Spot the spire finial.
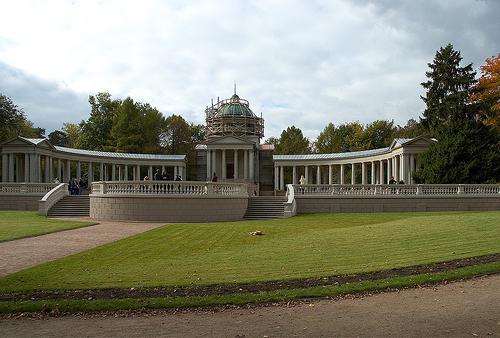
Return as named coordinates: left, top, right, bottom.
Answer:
left=234, top=81, right=237, bottom=95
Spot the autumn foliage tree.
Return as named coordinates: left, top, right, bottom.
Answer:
left=470, top=53, right=500, bottom=130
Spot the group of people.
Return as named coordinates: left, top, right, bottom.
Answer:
left=69, top=178, right=84, bottom=195
left=389, top=177, right=405, bottom=185
left=53, top=177, right=84, bottom=195
left=143, top=170, right=183, bottom=182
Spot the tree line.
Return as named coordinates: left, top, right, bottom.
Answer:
left=1, top=44, right=498, bottom=183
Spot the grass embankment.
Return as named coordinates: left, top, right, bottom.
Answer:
left=0, top=211, right=498, bottom=313
left=1, top=261, right=499, bottom=314
left=0, top=211, right=96, bottom=242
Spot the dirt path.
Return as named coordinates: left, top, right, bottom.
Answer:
left=0, top=220, right=164, bottom=277
left=1, top=274, right=499, bottom=337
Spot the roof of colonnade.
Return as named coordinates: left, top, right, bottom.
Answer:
left=273, top=137, right=435, bottom=163
left=1, top=136, right=186, bottom=162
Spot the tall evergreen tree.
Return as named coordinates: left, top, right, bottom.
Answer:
left=415, top=44, right=499, bottom=183
left=420, top=44, right=477, bottom=133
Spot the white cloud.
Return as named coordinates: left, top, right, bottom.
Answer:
left=0, top=0, right=498, bottom=139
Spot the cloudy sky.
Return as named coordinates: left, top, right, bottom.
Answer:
left=1, top=0, right=499, bottom=140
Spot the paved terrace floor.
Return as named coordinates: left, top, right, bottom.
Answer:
left=0, top=220, right=165, bottom=277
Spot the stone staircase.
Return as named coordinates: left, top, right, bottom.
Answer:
left=47, top=195, right=90, bottom=218
left=244, top=196, right=286, bottom=220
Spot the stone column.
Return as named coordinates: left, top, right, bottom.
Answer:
left=206, top=148, right=212, bottom=181
left=148, top=166, right=153, bottom=179
left=371, top=161, right=375, bottom=184
left=279, top=165, right=284, bottom=190
left=112, top=165, right=116, bottom=181
left=136, top=165, right=141, bottom=180
left=99, top=163, right=104, bottom=181
left=316, top=165, right=321, bottom=185
left=351, top=163, right=355, bottom=184
left=249, top=149, right=254, bottom=181
left=65, top=160, right=71, bottom=182
left=274, top=165, right=279, bottom=190
left=88, top=162, right=93, bottom=187
left=393, top=156, right=399, bottom=181
left=399, top=155, right=405, bottom=183
left=293, top=166, right=297, bottom=184
left=234, top=149, right=239, bottom=179
left=1, top=154, right=7, bottom=182
left=222, top=149, right=226, bottom=180
left=206, top=149, right=211, bottom=180
left=410, top=154, right=415, bottom=184
left=124, top=165, right=128, bottom=181
left=174, top=166, right=178, bottom=178
left=36, top=154, right=42, bottom=183
left=379, top=160, right=384, bottom=184
left=328, top=165, right=333, bottom=185
left=8, top=154, right=15, bottom=182
left=15, top=155, right=21, bottom=182
left=305, top=165, right=309, bottom=184
left=44, top=156, right=50, bottom=182
left=243, top=150, right=248, bottom=179
left=361, top=162, right=367, bottom=184
left=180, top=166, right=184, bottom=180
left=211, top=149, right=217, bottom=177
left=77, top=161, right=82, bottom=180
left=24, top=153, right=30, bottom=182
left=57, top=159, right=62, bottom=181
left=29, top=154, right=36, bottom=183
left=340, top=164, right=345, bottom=184
left=117, top=165, right=121, bottom=181
left=387, top=158, right=392, bottom=184
left=49, top=157, right=53, bottom=182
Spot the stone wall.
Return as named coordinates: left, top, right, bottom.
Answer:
left=295, top=196, right=500, bottom=213
left=0, top=195, right=42, bottom=211
left=90, top=195, right=248, bottom=222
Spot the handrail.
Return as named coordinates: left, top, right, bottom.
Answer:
left=0, top=183, right=57, bottom=194
left=38, top=183, right=69, bottom=216
left=91, top=181, right=248, bottom=197
left=292, top=184, right=500, bottom=196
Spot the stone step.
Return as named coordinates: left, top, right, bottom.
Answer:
left=48, top=195, right=90, bottom=218
left=244, top=197, right=285, bottom=220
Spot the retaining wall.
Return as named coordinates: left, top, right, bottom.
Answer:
left=0, top=195, right=42, bottom=211
left=295, top=196, right=500, bottom=213
left=90, top=195, right=248, bottom=222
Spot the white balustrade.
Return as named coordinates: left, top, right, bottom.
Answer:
left=91, top=181, right=248, bottom=197
left=0, top=183, right=58, bottom=194
left=292, top=184, right=500, bottom=197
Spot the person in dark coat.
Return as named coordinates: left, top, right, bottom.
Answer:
left=212, top=172, right=218, bottom=182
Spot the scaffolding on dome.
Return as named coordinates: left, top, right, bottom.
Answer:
left=205, top=94, right=264, bottom=138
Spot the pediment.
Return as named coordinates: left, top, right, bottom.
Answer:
left=0, top=136, right=56, bottom=150
left=205, top=135, right=253, bottom=145
left=390, top=136, right=436, bottom=150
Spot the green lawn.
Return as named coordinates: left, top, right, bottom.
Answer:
left=0, top=211, right=499, bottom=293
left=0, top=211, right=96, bottom=242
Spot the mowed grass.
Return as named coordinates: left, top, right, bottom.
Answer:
left=0, top=211, right=499, bottom=293
left=0, top=211, right=96, bottom=242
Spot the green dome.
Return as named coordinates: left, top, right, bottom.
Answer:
left=215, top=94, right=256, bottom=118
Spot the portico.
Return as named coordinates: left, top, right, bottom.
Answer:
left=1, top=137, right=186, bottom=185
left=201, top=136, right=257, bottom=182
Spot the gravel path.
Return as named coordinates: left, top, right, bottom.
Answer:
left=1, top=274, right=499, bottom=337
left=0, top=220, right=164, bottom=277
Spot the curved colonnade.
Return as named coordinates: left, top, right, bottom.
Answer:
left=273, top=137, right=435, bottom=190
left=1, top=137, right=186, bottom=186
